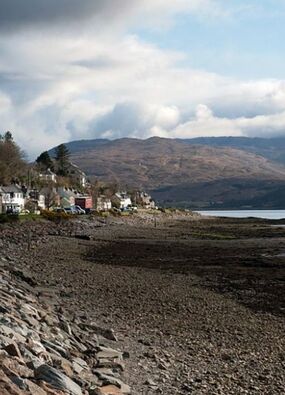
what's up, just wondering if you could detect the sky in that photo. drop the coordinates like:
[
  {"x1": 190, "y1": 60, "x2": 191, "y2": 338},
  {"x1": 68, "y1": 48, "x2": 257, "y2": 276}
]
[{"x1": 1, "y1": 0, "x2": 285, "y2": 158}]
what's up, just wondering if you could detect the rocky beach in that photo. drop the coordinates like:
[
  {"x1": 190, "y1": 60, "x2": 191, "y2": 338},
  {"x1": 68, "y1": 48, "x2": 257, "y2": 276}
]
[{"x1": 1, "y1": 213, "x2": 285, "y2": 394}]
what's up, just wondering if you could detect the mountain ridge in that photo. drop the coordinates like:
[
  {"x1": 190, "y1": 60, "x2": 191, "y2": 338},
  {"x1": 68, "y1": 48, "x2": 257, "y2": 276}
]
[
  {"x1": 54, "y1": 135, "x2": 285, "y2": 165},
  {"x1": 49, "y1": 136, "x2": 285, "y2": 208}
]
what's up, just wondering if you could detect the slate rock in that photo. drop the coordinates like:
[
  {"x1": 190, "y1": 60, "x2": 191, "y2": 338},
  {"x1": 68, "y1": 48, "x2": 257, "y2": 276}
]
[
  {"x1": 35, "y1": 364, "x2": 83, "y2": 395},
  {"x1": 5, "y1": 342, "x2": 22, "y2": 358},
  {"x1": 90, "y1": 385, "x2": 124, "y2": 395}
]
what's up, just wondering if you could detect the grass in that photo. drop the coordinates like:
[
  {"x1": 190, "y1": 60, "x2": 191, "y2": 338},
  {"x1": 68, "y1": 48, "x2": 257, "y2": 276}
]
[{"x1": 19, "y1": 213, "x2": 42, "y2": 221}]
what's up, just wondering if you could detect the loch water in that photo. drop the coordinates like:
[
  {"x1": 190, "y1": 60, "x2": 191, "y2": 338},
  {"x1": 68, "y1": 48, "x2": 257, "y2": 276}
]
[{"x1": 196, "y1": 210, "x2": 285, "y2": 220}]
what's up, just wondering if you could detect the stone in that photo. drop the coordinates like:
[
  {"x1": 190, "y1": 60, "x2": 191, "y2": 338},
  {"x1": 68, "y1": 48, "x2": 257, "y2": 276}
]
[
  {"x1": 96, "y1": 347, "x2": 122, "y2": 360},
  {"x1": 26, "y1": 339, "x2": 47, "y2": 356},
  {"x1": 90, "y1": 385, "x2": 123, "y2": 395},
  {"x1": 5, "y1": 342, "x2": 22, "y2": 358},
  {"x1": 59, "y1": 320, "x2": 72, "y2": 335},
  {"x1": 0, "y1": 324, "x2": 26, "y2": 343},
  {"x1": 41, "y1": 339, "x2": 69, "y2": 358},
  {"x1": 38, "y1": 381, "x2": 67, "y2": 395},
  {"x1": 0, "y1": 305, "x2": 10, "y2": 314},
  {"x1": 11, "y1": 376, "x2": 28, "y2": 390},
  {"x1": 25, "y1": 379, "x2": 48, "y2": 395},
  {"x1": 72, "y1": 357, "x2": 89, "y2": 374},
  {"x1": 145, "y1": 378, "x2": 157, "y2": 387},
  {"x1": 2, "y1": 357, "x2": 34, "y2": 379},
  {"x1": 94, "y1": 373, "x2": 131, "y2": 394},
  {"x1": 52, "y1": 355, "x2": 74, "y2": 377},
  {"x1": 35, "y1": 364, "x2": 83, "y2": 395},
  {"x1": 81, "y1": 323, "x2": 118, "y2": 342},
  {"x1": 96, "y1": 360, "x2": 125, "y2": 371},
  {"x1": 0, "y1": 370, "x2": 25, "y2": 395}
]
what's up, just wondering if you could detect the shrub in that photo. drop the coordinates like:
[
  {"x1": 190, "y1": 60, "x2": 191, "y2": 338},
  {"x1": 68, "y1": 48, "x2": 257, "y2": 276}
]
[{"x1": 41, "y1": 210, "x2": 71, "y2": 223}]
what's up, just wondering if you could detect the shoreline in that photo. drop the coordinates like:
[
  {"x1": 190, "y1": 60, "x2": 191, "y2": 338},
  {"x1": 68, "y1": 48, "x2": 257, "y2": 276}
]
[{"x1": 1, "y1": 215, "x2": 284, "y2": 394}]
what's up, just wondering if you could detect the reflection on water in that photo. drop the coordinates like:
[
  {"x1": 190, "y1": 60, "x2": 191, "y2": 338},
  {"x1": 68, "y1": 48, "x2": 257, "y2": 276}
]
[{"x1": 196, "y1": 210, "x2": 285, "y2": 220}]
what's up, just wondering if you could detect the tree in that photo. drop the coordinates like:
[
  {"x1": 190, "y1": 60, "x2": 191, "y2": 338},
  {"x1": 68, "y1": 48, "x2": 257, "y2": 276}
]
[
  {"x1": 36, "y1": 151, "x2": 54, "y2": 171},
  {"x1": 41, "y1": 182, "x2": 58, "y2": 209},
  {"x1": 54, "y1": 144, "x2": 70, "y2": 176},
  {"x1": 0, "y1": 131, "x2": 27, "y2": 185},
  {"x1": 4, "y1": 131, "x2": 13, "y2": 142}
]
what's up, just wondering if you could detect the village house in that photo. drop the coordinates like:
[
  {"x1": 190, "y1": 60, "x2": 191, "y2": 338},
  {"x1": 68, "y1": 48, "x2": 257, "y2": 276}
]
[
  {"x1": 0, "y1": 185, "x2": 25, "y2": 213},
  {"x1": 136, "y1": 191, "x2": 156, "y2": 209},
  {"x1": 57, "y1": 187, "x2": 79, "y2": 208},
  {"x1": 69, "y1": 163, "x2": 87, "y2": 188},
  {"x1": 27, "y1": 190, "x2": 46, "y2": 211},
  {"x1": 112, "y1": 192, "x2": 132, "y2": 209},
  {"x1": 96, "y1": 195, "x2": 112, "y2": 211},
  {"x1": 39, "y1": 186, "x2": 59, "y2": 209},
  {"x1": 39, "y1": 168, "x2": 57, "y2": 183}
]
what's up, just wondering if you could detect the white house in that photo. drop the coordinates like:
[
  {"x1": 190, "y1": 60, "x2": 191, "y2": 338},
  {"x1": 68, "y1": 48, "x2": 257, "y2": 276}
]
[
  {"x1": 39, "y1": 168, "x2": 57, "y2": 183},
  {"x1": 0, "y1": 185, "x2": 25, "y2": 213},
  {"x1": 96, "y1": 195, "x2": 112, "y2": 211},
  {"x1": 112, "y1": 192, "x2": 132, "y2": 209},
  {"x1": 28, "y1": 190, "x2": 46, "y2": 210}
]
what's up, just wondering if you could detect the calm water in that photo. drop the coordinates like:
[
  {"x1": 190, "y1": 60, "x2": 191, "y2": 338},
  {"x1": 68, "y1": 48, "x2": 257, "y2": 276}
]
[{"x1": 196, "y1": 210, "x2": 285, "y2": 220}]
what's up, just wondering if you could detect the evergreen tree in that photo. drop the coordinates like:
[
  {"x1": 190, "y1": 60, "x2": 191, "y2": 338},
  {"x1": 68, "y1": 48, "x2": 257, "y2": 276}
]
[
  {"x1": 0, "y1": 131, "x2": 27, "y2": 185},
  {"x1": 36, "y1": 151, "x2": 54, "y2": 171},
  {"x1": 4, "y1": 131, "x2": 13, "y2": 142},
  {"x1": 55, "y1": 144, "x2": 70, "y2": 176}
]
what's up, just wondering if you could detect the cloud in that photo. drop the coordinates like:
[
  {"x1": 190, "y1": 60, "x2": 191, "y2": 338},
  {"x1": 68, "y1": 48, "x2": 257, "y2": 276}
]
[
  {"x1": 87, "y1": 102, "x2": 181, "y2": 140},
  {"x1": 0, "y1": 0, "x2": 138, "y2": 32},
  {"x1": 1, "y1": 1, "x2": 285, "y2": 159},
  {"x1": 2, "y1": 31, "x2": 285, "y2": 158},
  {"x1": 171, "y1": 104, "x2": 285, "y2": 139},
  {"x1": 0, "y1": 0, "x2": 224, "y2": 33}
]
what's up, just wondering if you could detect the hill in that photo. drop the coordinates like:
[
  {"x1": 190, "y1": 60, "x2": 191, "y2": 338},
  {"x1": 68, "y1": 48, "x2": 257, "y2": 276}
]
[
  {"x1": 53, "y1": 137, "x2": 285, "y2": 208},
  {"x1": 182, "y1": 136, "x2": 285, "y2": 165},
  {"x1": 58, "y1": 135, "x2": 285, "y2": 165}
]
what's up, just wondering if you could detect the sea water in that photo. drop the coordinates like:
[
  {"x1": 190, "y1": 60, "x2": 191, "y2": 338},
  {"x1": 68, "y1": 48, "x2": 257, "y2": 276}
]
[{"x1": 196, "y1": 210, "x2": 285, "y2": 220}]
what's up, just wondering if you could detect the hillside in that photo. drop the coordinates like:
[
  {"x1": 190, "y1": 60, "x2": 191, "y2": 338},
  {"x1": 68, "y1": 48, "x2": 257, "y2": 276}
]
[
  {"x1": 57, "y1": 136, "x2": 285, "y2": 165},
  {"x1": 54, "y1": 136, "x2": 285, "y2": 208},
  {"x1": 69, "y1": 137, "x2": 285, "y2": 187},
  {"x1": 182, "y1": 136, "x2": 285, "y2": 165}
]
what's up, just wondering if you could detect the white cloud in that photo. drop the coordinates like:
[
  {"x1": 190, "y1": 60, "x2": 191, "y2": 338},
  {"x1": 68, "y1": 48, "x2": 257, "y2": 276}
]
[
  {"x1": 170, "y1": 104, "x2": 285, "y2": 139},
  {"x1": 0, "y1": 1, "x2": 285, "y2": 158}
]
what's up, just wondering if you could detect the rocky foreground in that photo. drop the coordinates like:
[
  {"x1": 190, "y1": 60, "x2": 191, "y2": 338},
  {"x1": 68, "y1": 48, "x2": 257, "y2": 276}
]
[
  {"x1": 1, "y1": 214, "x2": 285, "y2": 394},
  {"x1": 0, "y1": 219, "x2": 132, "y2": 395}
]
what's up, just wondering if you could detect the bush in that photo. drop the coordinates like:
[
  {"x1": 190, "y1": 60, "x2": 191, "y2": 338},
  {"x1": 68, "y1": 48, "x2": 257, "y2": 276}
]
[{"x1": 41, "y1": 210, "x2": 71, "y2": 223}]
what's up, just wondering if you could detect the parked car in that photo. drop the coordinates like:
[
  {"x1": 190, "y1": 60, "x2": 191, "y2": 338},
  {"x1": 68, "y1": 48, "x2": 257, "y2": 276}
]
[
  {"x1": 63, "y1": 207, "x2": 77, "y2": 215},
  {"x1": 74, "y1": 205, "x2": 86, "y2": 215},
  {"x1": 6, "y1": 207, "x2": 20, "y2": 215}
]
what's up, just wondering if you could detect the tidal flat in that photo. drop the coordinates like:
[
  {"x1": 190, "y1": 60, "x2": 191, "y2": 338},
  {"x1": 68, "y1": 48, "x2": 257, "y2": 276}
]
[{"x1": 1, "y1": 214, "x2": 285, "y2": 394}]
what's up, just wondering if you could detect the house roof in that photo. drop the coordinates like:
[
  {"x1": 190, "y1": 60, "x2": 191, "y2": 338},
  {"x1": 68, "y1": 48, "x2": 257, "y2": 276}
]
[
  {"x1": 115, "y1": 192, "x2": 130, "y2": 200},
  {"x1": 39, "y1": 168, "x2": 56, "y2": 176},
  {"x1": 58, "y1": 188, "x2": 78, "y2": 198},
  {"x1": 0, "y1": 185, "x2": 23, "y2": 193},
  {"x1": 69, "y1": 162, "x2": 86, "y2": 176}
]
